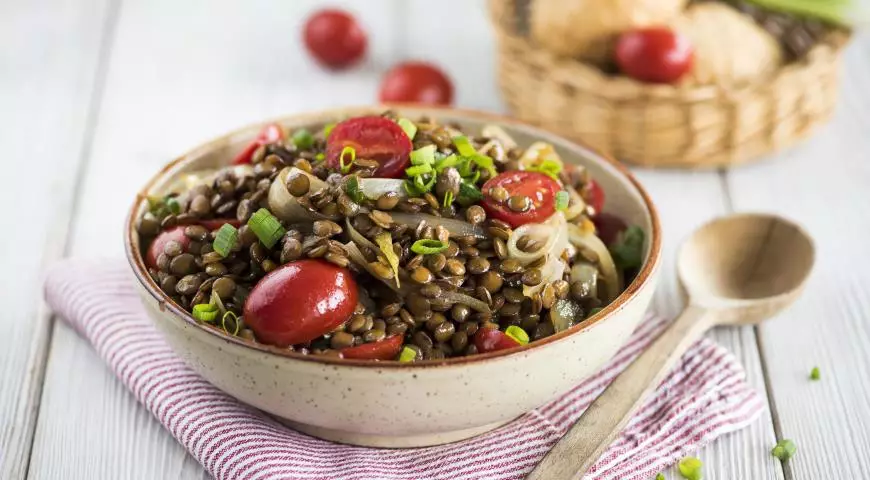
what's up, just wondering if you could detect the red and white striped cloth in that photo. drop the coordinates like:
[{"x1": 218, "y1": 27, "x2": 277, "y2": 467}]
[{"x1": 44, "y1": 260, "x2": 763, "y2": 480}]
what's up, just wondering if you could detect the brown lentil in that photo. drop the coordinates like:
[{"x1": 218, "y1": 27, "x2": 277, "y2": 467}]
[
  {"x1": 553, "y1": 280, "x2": 570, "y2": 299},
  {"x1": 205, "y1": 262, "x2": 228, "y2": 277},
  {"x1": 426, "y1": 253, "x2": 447, "y2": 272},
  {"x1": 479, "y1": 271, "x2": 504, "y2": 293},
  {"x1": 521, "y1": 268, "x2": 543, "y2": 286},
  {"x1": 500, "y1": 258, "x2": 522, "y2": 274},
  {"x1": 419, "y1": 283, "x2": 442, "y2": 298},
  {"x1": 212, "y1": 277, "x2": 236, "y2": 299},
  {"x1": 363, "y1": 329, "x2": 386, "y2": 343},
  {"x1": 330, "y1": 331, "x2": 355, "y2": 349},
  {"x1": 465, "y1": 205, "x2": 486, "y2": 225},
  {"x1": 286, "y1": 171, "x2": 311, "y2": 197},
  {"x1": 445, "y1": 258, "x2": 466, "y2": 276},
  {"x1": 376, "y1": 191, "x2": 400, "y2": 210},
  {"x1": 169, "y1": 254, "x2": 196, "y2": 276},
  {"x1": 489, "y1": 186, "x2": 509, "y2": 202}
]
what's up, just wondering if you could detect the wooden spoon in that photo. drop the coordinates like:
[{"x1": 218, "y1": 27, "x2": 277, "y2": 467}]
[{"x1": 527, "y1": 213, "x2": 815, "y2": 480}]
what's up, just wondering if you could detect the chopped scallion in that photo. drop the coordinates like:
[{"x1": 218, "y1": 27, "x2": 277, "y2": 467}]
[
  {"x1": 222, "y1": 311, "x2": 241, "y2": 336},
  {"x1": 213, "y1": 223, "x2": 238, "y2": 258},
  {"x1": 452, "y1": 136, "x2": 476, "y2": 156},
  {"x1": 505, "y1": 325, "x2": 529, "y2": 345},
  {"x1": 292, "y1": 128, "x2": 314, "y2": 149},
  {"x1": 398, "y1": 346, "x2": 417, "y2": 362},
  {"x1": 469, "y1": 153, "x2": 497, "y2": 178},
  {"x1": 771, "y1": 439, "x2": 797, "y2": 462},
  {"x1": 315, "y1": 152, "x2": 325, "y2": 162},
  {"x1": 555, "y1": 191, "x2": 569, "y2": 211},
  {"x1": 443, "y1": 191, "x2": 454, "y2": 208},
  {"x1": 410, "y1": 145, "x2": 436, "y2": 166},
  {"x1": 656, "y1": 474, "x2": 665, "y2": 480},
  {"x1": 345, "y1": 175, "x2": 365, "y2": 203},
  {"x1": 434, "y1": 154, "x2": 459, "y2": 173},
  {"x1": 405, "y1": 163, "x2": 433, "y2": 177},
  {"x1": 457, "y1": 181, "x2": 483, "y2": 206},
  {"x1": 166, "y1": 197, "x2": 181, "y2": 214},
  {"x1": 527, "y1": 158, "x2": 562, "y2": 180},
  {"x1": 810, "y1": 366, "x2": 820, "y2": 380},
  {"x1": 339, "y1": 146, "x2": 356, "y2": 174},
  {"x1": 677, "y1": 457, "x2": 703, "y2": 480},
  {"x1": 410, "y1": 239, "x2": 449, "y2": 255},
  {"x1": 248, "y1": 208, "x2": 285, "y2": 248},
  {"x1": 588, "y1": 307, "x2": 603, "y2": 317},
  {"x1": 192, "y1": 303, "x2": 219, "y2": 323},
  {"x1": 322, "y1": 122, "x2": 336, "y2": 138},
  {"x1": 397, "y1": 118, "x2": 417, "y2": 140}
]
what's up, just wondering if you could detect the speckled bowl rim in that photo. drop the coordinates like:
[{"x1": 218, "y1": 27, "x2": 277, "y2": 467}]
[{"x1": 124, "y1": 105, "x2": 662, "y2": 368}]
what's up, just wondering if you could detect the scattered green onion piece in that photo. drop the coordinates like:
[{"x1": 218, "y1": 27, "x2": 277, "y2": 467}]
[
  {"x1": 452, "y1": 136, "x2": 476, "y2": 157},
  {"x1": 405, "y1": 173, "x2": 437, "y2": 196},
  {"x1": 457, "y1": 181, "x2": 483, "y2": 206},
  {"x1": 221, "y1": 311, "x2": 241, "y2": 336},
  {"x1": 677, "y1": 457, "x2": 703, "y2": 480},
  {"x1": 771, "y1": 439, "x2": 797, "y2": 462},
  {"x1": 397, "y1": 118, "x2": 417, "y2": 140},
  {"x1": 375, "y1": 232, "x2": 401, "y2": 288},
  {"x1": 443, "y1": 191, "x2": 454, "y2": 208},
  {"x1": 745, "y1": 0, "x2": 865, "y2": 27},
  {"x1": 656, "y1": 474, "x2": 665, "y2": 480},
  {"x1": 398, "y1": 346, "x2": 417, "y2": 362},
  {"x1": 469, "y1": 153, "x2": 497, "y2": 178},
  {"x1": 405, "y1": 163, "x2": 433, "y2": 177},
  {"x1": 588, "y1": 307, "x2": 603, "y2": 317},
  {"x1": 292, "y1": 128, "x2": 314, "y2": 149},
  {"x1": 339, "y1": 146, "x2": 356, "y2": 174},
  {"x1": 345, "y1": 175, "x2": 366, "y2": 203},
  {"x1": 434, "y1": 154, "x2": 459, "y2": 173},
  {"x1": 410, "y1": 145, "x2": 436, "y2": 166},
  {"x1": 247, "y1": 208, "x2": 285, "y2": 248},
  {"x1": 411, "y1": 239, "x2": 449, "y2": 255},
  {"x1": 322, "y1": 122, "x2": 336, "y2": 138},
  {"x1": 315, "y1": 152, "x2": 325, "y2": 162},
  {"x1": 810, "y1": 366, "x2": 820, "y2": 380},
  {"x1": 527, "y1": 159, "x2": 562, "y2": 180},
  {"x1": 555, "y1": 191, "x2": 569, "y2": 211},
  {"x1": 166, "y1": 197, "x2": 181, "y2": 214},
  {"x1": 505, "y1": 325, "x2": 529, "y2": 345},
  {"x1": 146, "y1": 196, "x2": 163, "y2": 213},
  {"x1": 213, "y1": 223, "x2": 239, "y2": 258},
  {"x1": 192, "y1": 303, "x2": 219, "y2": 323}
]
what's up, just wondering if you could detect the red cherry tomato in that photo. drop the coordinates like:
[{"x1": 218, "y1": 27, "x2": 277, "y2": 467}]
[
  {"x1": 473, "y1": 327, "x2": 520, "y2": 354},
  {"x1": 481, "y1": 171, "x2": 561, "y2": 228},
  {"x1": 244, "y1": 260, "x2": 358, "y2": 347},
  {"x1": 341, "y1": 335, "x2": 404, "y2": 360},
  {"x1": 232, "y1": 123, "x2": 285, "y2": 165},
  {"x1": 615, "y1": 28, "x2": 693, "y2": 84},
  {"x1": 303, "y1": 9, "x2": 367, "y2": 69},
  {"x1": 378, "y1": 62, "x2": 454, "y2": 105},
  {"x1": 145, "y1": 226, "x2": 190, "y2": 270},
  {"x1": 326, "y1": 116, "x2": 412, "y2": 178},
  {"x1": 592, "y1": 213, "x2": 628, "y2": 246},
  {"x1": 586, "y1": 179, "x2": 605, "y2": 215}
]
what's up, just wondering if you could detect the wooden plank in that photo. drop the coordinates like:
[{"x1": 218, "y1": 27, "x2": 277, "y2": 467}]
[
  {"x1": 0, "y1": 0, "x2": 112, "y2": 478},
  {"x1": 725, "y1": 33, "x2": 870, "y2": 480}
]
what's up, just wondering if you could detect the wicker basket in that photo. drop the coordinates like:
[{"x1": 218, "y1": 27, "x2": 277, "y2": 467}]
[{"x1": 489, "y1": 0, "x2": 852, "y2": 168}]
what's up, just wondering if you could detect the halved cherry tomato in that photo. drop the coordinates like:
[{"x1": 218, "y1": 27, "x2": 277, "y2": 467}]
[
  {"x1": 585, "y1": 179, "x2": 605, "y2": 215},
  {"x1": 615, "y1": 28, "x2": 693, "y2": 84},
  {"x1": 325, "y1": 116, "x2": 412, "y2": 178},
  {"x1": 378, "y1": 62, "x2": 454, "y2": 105},
  {"x1": 340, "y1": 335, "x2": 404, "y2": 360},
  {"x1": 473, "y1": 327, "x2": 520, "y2": 354},
  {"x1": 481, "y1": 171, "x2": 561, "y2": 228},
  {"x1": 244, "y1": 260, "x2": 358, "y2": 347},
  {"x1": 232, "y1": 123, "x2": 285, "y2": 165},
  {"x1": 145, "y1": 226, "x2": 190, "y2": 269},
  {"x1": 303, "y1": 9, "x2": 367, "y2": 69},
  {"x1": 593, "y1": 213, "x2": 627, "y2": 246}
]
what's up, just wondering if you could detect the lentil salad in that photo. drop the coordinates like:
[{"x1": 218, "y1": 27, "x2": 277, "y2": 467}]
[{"x1": 137, "y1": 112, "x2": 645, "y2": 361}]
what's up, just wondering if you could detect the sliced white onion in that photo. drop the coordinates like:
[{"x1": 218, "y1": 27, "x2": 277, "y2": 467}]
[
  {"x1": 519, "y1": 142, "x2": 564, "y2": 172},
  {"x1": 562, "y1": 188, "x2": 587, "y2": 221},
  {"x1": 358, "y1": 178, "x2": 408, "y2": 201},
  {"x1": 268, "y1": 167, "x2": 330, "y2": 223},
  {"x1": 567, "y1": 223, "x2": 622, "y2": 302},
  {"x1": 345, "y1": 218, "x2": 377, "y2": 254},
  {"x1": 344, "y1": 241, "x2": 403, "y2": 294},
  {"x1": 390, "y1": 212, "x2": 486, "y2": 239},
  {"x1": 441, "y1": 291, "x2": 491, "y2": 313},
  {"x1": 481, "y1": 124, "x2": 517, "y2": 149}
]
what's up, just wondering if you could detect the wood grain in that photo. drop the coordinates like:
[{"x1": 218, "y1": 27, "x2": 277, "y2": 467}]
[{"x1": 0, "y1": 0, "x2": 112, "y2": 477}]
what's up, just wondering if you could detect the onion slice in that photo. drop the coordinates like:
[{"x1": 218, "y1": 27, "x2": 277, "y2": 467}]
[
  {"x1": 390, "y1": 212, "x2": 486, "y2": 239},
  {"x1": 481, "y1": 124, "x2": 517, "y2": 149},
  {"x1": 268, "y1": 167, "x2": 331, "y2": 223},
  {"x1": 441, "y1": 290, "x2": 491, "y2": 313},
  {"x1": 345, "y1": 218, "x2": 378, "y2": 254},
  {"x1": 358, "y1": 178, "x2": 408, "y2": 201},
  {"x1": 567, "y1": 223, "x2": 622, "y2": 302}
]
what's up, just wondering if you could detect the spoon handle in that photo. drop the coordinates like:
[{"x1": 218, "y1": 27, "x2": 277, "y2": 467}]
[{"x1": 527, "y1": 305, "x2": 713, "y2": 480}]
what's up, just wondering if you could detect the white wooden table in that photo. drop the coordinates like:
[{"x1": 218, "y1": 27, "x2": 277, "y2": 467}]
[{"x1": 2, "y1": 1, "x2": 869, "y2": 478}]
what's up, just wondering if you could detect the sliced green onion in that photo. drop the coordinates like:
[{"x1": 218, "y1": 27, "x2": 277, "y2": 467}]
[
  {"x1": 345, "y1": 175, "x2": 365, "y2": 203},
  {"x1": 411, "y1": 239, "x2": 448, "y2": 255},
  {"x1": 315, "y1": 152, "x2": 325, "y2": 162},
  {"x1": 398, "y1": 346, "x2": 418, "y2": 362},
  {"x1": 322, "y1": 122, "x2": 336, "y2": 138},
  {"x1": 375, "y1": 232, "x2": 401, "y2": 288},
  {"x1": 213, "y1": 223, "x2": 238, "y2": 258},
  {"x1": 469, "y1": 153, "x2": 497, "y2": 178},
  {"x1": 678, "y1": 457, "x2": 703, "y2": 480},
  {"x1": 405, "y1": 163, "x2": 433, "y2": 177},
  {"x1": 248, "y1": 208, "x2": 285, "y2": 248},
  {"x1": 745, "y1": 0, "x2": 865, "y2": 27},
  {"x1": 410, "y1": 145, "x2": 436, "y2": 166},
  {"x1": 434, "y1": 154, "x2": 459, "y2": 173},
  {"x1": 404, "y1": 174, "x2": 436, "y2": 196},
  {"x1": 588, "y1": 307, "x2": 603, "y2": 317},
  {"x1": 339, "y1": 146, "x2": 356, "y2": 174},
  {"x1": 443, "y1": 191, "x2": 454, "y2": 208},
  {"x1": 166, "y1": 197, "x2": 181, "y2": 214},
  {"x1": 397, "y1": 118, "x2": 417, "y2": 140},
  {"x1": 221, "y1": 311, "x2": 241, "y2": 336},
  {"x1": 527, "y1": 158, "x2": 562, "y2": 180},
  {"x1": 452, "y1": 136, "x2": 476, "y2": 156},
  {"x1": 505, "y1": 325, "x2": 529, "y2": 345},
  {"x1": 457, "y1": 181, "x2": 483, "y2": 206},
  {"x1": 771, "y1": 439, "x2": 797, "y2": 462},
  {"x1": 656, "y1": 474, "x2": 665, "y2": 480},
  {"x1": 292, "y1": 128, "x2": 314, "y2": 149},
  {"x1": 192, "y1": 303, "x2": 219, "y2": 323},
  {"x1": 555, "y1": 191, "x2": 569, "y2": 211},
  {"x1": 810, "y1": 366, "x2": 820, "y2": 380}
]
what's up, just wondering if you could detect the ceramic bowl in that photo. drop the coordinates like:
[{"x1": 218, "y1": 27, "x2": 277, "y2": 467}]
[{"x1": 125, "y1": 106, "x2": 662, "y2": 448}]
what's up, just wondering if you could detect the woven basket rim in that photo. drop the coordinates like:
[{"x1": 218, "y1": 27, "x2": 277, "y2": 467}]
[{"x1": 488, "y1": 0, "x2": 852, "y2": 102}]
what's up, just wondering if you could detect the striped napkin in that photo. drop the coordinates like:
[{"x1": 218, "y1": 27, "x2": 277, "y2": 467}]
[{"x1": 44, "y1": 260, "x2": 763, "y2": 480}]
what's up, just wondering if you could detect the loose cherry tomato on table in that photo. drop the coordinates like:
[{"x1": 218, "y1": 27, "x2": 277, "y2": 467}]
[
  {"x1": 325, "y1": 116, "x2": 412, "y2": 178},
  {"x1": 340, "y1": 335, "x2": 404, "y2": 360},
  {"x1": 615, "y1": 28, "x2": 693, "y2": 84},
  {"x1": 592, "y1": 213, "x2": 628, "y2": 246},
  {"x1": 232, "y1": 123, "x2": 285, "y2": 165},
  {"x1": 303, "y1": 9, "x2": 367, "y2": 69},
  {"x1": 474, "y1": 327, "x2": 521, "y2": 354},
  {"x1": 585, "y1": 179, "x2": 605, "y2": 215},
  {"x1": 481, "y1": 171, "x2": 561, "y2": 228},
  {"x1": 145, "y1": 226, "x2": 190, "y2": 269},
  {"x1": 244, "y1": 260, "x2": 358, "y2": 347},
  {"x1": 378, "y1": 62, "x2": 454, "y2": 105}
]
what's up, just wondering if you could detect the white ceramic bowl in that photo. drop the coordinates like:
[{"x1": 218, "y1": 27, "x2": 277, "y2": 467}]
[{"x1": 125, "y1": 106, "x2": 662, "y2": 448}]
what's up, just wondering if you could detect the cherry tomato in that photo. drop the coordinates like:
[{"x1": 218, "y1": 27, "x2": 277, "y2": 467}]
[
  {"x1": 473, "y1": 327, "x2": 520, "y2": 354},
  {"x1": 481, "y1": 171, "x2": 561, "y2": 228},
  {"x1": 378, "y1": 62, "x2": 454, "y2": 105},
  {"x1": 615, "y1": 28, "x2": 693, "y2": 84},
  {"x1": 325, "y1": 116, "x2": 412, "y2": 178},
  {"x1": 145, "y1": 226, "x2": 190, "y2": 270},
  {"x1": 303, "y1": 9, "x2": 367, "y2": 69},
  {"x1": 244, "y1": 260, "x2": 358, "y2": 347},
  {"x1": 340, "y1": 335, "x2": 404, "y2": 360},
  {"x1": 232, "y1": 123, "x2": 285, "y2": 165},
  {"x1": 585, "y1": 179, "x2": 605, "y2": 215},
  {"x1": 593, "y1": 213, "x2": 628, "y2": 246}
]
